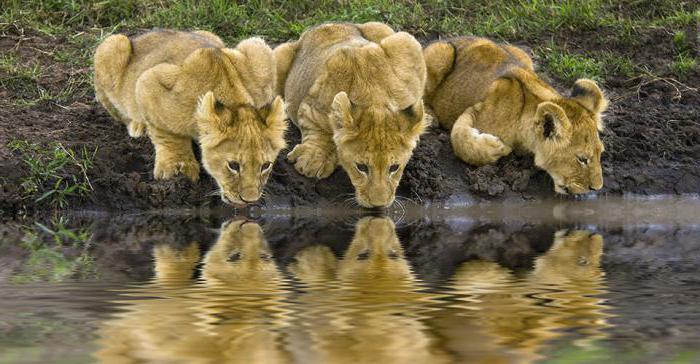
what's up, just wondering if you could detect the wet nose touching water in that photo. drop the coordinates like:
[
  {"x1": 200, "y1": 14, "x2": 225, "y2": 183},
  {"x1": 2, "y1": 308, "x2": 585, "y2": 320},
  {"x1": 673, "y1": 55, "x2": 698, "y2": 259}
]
[{"x1": 1, "y1": 196, "x2": 700, "y2": 363}]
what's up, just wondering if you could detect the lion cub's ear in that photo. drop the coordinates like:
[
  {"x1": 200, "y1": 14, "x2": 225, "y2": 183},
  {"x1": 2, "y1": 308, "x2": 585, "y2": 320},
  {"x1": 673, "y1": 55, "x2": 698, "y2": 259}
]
[
  {"x1": 401, "y1": 101, "x2": 429, "y2": 138},
  {"x1": 260, "y1": 96, "x2": 288, "y2": 150},
  {"x1": 196, "y1": 91, "x2": 227, "y2": 136},
  {"x1": 379, "y1": 32, "x2": 426, "y2": 89},
  {"x1": 571, "y1": 79, "x2": 608, "y2": 114},
  {"x1": 535, "y1": 101, "x2": 572, "y2": 143},
  {"x1": 330, "y1": 92, "x2": 355, "y2": 133}
]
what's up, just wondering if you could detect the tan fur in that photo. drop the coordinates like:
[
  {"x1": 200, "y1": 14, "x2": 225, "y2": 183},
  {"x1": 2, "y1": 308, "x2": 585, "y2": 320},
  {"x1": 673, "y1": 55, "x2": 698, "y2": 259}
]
[
  {"x1": 94, "y1": 30, "x2": 287, "y2": 204},
  {"x1": 424, "y1": 37, "x2": 608, "y2": 194},
  {"x1": 437, "y1": 230, "x2": 609, "y2": 362},
  {"x1": 275, "y1": 22, "x2": 429, "y2": 207}
]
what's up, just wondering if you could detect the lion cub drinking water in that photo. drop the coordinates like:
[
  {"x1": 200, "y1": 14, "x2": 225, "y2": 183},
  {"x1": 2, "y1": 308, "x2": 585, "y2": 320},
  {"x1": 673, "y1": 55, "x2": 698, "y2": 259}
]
[
  {"x1": 424, "y1": 37, "x2": 608, "y2": 194},
  {"x1": 94, "y1": 30, "x2": 287, "y2": 205},
  {"x1": 274, "y1": 22, "x2": 430, "y2": 208}
]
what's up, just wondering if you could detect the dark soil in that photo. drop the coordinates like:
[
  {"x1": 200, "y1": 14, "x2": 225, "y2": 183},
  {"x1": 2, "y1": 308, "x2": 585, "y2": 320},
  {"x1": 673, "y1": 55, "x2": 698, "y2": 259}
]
[{"x1": 1, "y1": 28, "x2": 698, "y2": 216}]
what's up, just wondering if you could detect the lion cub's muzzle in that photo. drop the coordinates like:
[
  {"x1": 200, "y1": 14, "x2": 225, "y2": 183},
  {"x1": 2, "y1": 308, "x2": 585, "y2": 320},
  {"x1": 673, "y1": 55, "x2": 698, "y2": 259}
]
[{"x1": 221, "y1": 186, "x2": 262, "y2": 206}]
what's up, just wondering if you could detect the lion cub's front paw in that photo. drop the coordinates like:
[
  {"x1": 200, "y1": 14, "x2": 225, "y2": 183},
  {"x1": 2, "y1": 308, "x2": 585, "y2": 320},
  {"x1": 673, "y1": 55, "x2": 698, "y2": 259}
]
[
  {"x1": 154, "y1": 157, "x2": 201, "y2": 182},
  {"x1": 287, "y1": 143, "x2": 337, "y2": 179},
  {"x1": 127, "y1": 121, "x2": 147, "y2": 138}
]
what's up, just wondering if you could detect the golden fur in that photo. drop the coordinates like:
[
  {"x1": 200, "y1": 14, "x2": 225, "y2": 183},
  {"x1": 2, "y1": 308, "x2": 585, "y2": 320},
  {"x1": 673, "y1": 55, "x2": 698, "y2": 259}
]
[
  {"x1": 274, "y1": 22, "x2": 429, "y2": 207},
  {"x1": 424, "y1": 37, "x2": 608, "y2": 194},
  {"x1": 94, "y1": 30, "x2": 287, "y2": 204}
]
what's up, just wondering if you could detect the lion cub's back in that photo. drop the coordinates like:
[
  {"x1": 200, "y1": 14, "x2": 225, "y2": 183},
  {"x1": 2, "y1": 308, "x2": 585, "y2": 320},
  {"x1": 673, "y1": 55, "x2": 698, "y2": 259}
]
[
  {"x1": 128, "y1": 30, "x2": 224, "y2": 79},
  {"x1": 284, "y1": 23, "x2": 369, "y2": 120},
  {"x1": 430, "y1": 37, "x2": 533, "y2": 127}
]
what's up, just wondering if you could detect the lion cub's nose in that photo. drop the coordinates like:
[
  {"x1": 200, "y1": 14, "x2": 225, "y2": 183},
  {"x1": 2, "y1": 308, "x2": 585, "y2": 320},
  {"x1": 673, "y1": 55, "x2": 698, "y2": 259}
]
[{"x1": 239, "y1": 188, "x2": 261, "y2": 204}]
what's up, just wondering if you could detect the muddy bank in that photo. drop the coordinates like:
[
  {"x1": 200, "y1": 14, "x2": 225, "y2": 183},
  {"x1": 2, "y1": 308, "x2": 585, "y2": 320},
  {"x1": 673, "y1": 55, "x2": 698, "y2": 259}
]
[{"x1": 1, "y1": 30, "x2": 698, "y2": 216}]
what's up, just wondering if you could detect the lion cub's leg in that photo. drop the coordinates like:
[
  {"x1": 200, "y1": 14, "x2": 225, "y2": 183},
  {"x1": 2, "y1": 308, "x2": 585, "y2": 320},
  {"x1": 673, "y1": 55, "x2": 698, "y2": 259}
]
[
  {"x1": 148, "y1": 127, "x2": 200, "y2": 182},
  {"x1": 287, "y1": 104, "x2": 338, "y2": 179},
  {"x1": 451, "y1": 103, "x2": 512, "y2": 166},
  {"x1": 94, "y1": 34, "x2": 147, "y2": 138}
]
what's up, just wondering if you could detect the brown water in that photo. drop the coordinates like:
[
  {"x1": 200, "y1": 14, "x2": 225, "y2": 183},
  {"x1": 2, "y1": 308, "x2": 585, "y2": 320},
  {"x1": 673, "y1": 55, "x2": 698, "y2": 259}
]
[{"x1": 1, "y1": 196, "x2": 700, "y2": 363}]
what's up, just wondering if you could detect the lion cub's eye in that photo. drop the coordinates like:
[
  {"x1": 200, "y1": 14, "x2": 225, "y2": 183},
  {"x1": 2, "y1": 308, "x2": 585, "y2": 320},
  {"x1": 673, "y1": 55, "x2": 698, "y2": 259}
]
[
  {"x1": 356, "y1": 163, "x2": 369, "y2": 174},
  {"x1": 227, "y1": 161, "x2": 241, "y2": 173},
  {"x1": 389, "y1": 164, "x2": 400, "y2": 174},
  {"x1": 227, "y1": 252, "x2": 241, "y2": 262},
  {"x1": 261, "y1": 162, "x2": 272, "y2": 173},
  {"x1": 577, "y1": 156, "x2": 590, "y2": 165},
  {"x1": 356, "y1": 250, "x2": 370, "y2": 260}
]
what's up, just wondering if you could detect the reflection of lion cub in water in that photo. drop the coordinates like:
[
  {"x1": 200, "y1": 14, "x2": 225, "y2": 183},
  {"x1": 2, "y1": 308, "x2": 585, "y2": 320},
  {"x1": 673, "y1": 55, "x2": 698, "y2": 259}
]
[
  {"x1": 424, "y1": 37, "x2": 608, "y2": 194},
  {"x1": 94, "y1": 30, "x2": 286, "y2": 204},
  {"x1": 202, "y1": 220, "x2": 280, "y2": 287},
  {"x1": 442, "y1": 230, "x2": 607, "y2": 362},
  {"x1": 96, "y1": 220, "x2": 291, "y2": 363},
  {"x1": 275, "y1": 22, "x2": 429, "y2": 207},
  {"x1": 288, "y1": 217, "x2": 450, "y2": 364}
]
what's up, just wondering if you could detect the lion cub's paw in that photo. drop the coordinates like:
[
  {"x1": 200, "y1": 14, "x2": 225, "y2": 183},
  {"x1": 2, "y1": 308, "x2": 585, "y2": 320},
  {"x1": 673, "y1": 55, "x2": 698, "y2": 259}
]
[
  {"x1": 476, "y1": 133, "x2": 512, "y2": 164},
  {"x1": 287, "y1": 143, "x2": 338, "y2": 179},
  {"x1": 127, "y1": 121, "x2": 147, "y2": 138},
  {"x1": 154, "y1": 157, "x2": 201, "y2": 182}
]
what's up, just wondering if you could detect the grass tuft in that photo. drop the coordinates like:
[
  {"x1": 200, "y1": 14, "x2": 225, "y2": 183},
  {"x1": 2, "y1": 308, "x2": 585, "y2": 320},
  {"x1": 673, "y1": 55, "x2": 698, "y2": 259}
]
[
  {"x1": 540, "y1": 49, "x2": 605, "y2": 84},
  {"x1": 8, "y1": 140, "x2": 97, "y2": 208},
  {"x1": 671, "y1": 53, "x2": 698, "y2": 79}
]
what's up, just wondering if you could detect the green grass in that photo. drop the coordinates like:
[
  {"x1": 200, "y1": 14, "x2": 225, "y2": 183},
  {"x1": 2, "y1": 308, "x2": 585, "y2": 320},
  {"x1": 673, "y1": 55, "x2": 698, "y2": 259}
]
[
  {"x1": 671, "y1": 53, "x2": 698, "y2": 79},
  {"x1": 7, "y1": 140, "x2": 97, "y2": 209},
  {"x1": 538, "y1": 48, "x2": 639, "y2": 85},
  {"x1": 12, "y1": 217, "x2": 95, "y2": 283},
  {"x1": 0, "y1": 0, "x2": 695, "y2": 107},
  {"x1": 2, "y1": 0, "x2": 693, "y2": 42},
  {"x1": 0, "y1": 54, "x2": 43, "y2": 92}
]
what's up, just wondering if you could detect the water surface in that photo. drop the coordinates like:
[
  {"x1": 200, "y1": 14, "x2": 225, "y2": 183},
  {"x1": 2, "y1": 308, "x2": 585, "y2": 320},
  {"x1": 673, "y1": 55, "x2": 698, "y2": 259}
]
[{"x1": 1, "y1": 196, "x2": 700, "y2": 363}]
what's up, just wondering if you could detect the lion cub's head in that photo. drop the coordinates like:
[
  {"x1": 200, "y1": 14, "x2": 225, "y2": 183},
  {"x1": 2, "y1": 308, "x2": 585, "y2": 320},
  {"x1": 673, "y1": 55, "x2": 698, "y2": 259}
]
[
  {"x1": 202, "y1": 220, "x2": 279, "y2": 288},
  {"x1": 196, "y1": 92, "x2": 286, "y2": 205},
  {"x1": 532, "y1": 229, "x2": 604, "y2": 282},
  {"x1": 328, "y1": 32, "x2": 429, "y2": 208},
  {"x1": 338, "y1": 216, "x2": 411, "y2": 282},
  {"x1": 192, "y1": 38, "x2": 287, "y2": 205},
  {"x1": 331, "y1": 95, "x2": 428, "y2": 208},
  {"x1": 531, "y1": 79, "x2": 608, "y2": 194},
  {"x1": 288, "y1": 216, "x2": 411, "y2": 286}
]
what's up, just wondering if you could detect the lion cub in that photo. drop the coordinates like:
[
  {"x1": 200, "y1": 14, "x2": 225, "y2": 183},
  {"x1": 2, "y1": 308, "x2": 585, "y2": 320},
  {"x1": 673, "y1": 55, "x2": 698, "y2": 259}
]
[
  {"x1": 424, "y1": 37, "x2": 608, "y2": 194},
  {"x1": 94, "y1": 30, "x2": 287, "y2": 205},
  {"x1": 274, "y1": 22, "x2": 429, "y2": 208}
]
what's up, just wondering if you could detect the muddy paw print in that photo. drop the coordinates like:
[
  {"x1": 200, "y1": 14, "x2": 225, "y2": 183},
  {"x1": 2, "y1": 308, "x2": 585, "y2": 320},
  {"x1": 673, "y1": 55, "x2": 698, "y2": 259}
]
[{"x1": 287, "y1": 143, "x2": 338, "y2": 178}]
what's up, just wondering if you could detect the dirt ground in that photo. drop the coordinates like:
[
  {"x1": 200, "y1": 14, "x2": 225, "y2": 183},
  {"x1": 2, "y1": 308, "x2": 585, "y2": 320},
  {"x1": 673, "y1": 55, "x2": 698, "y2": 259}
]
[{"x1": 0, "y1": 27, "x2": 698, "y2": 216}]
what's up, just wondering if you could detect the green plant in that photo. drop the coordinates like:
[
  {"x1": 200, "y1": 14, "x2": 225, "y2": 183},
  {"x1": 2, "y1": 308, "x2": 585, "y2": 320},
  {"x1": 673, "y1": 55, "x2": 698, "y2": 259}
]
[
  {"x1": 12, "y1": 217, "x2": 95, "y2": 283},
  {"x1": 540, "y1": 49, "x2": 605, "y2": 84},
  {"x1": 0, "y1": 54, "x2": 43, "y2": 91},
  {"x1": 671, "y1": 53, "x2": 698, "y2": 79},
  {"x1": 7, "y1": 140, "x2": 97, "y2": 208}
]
